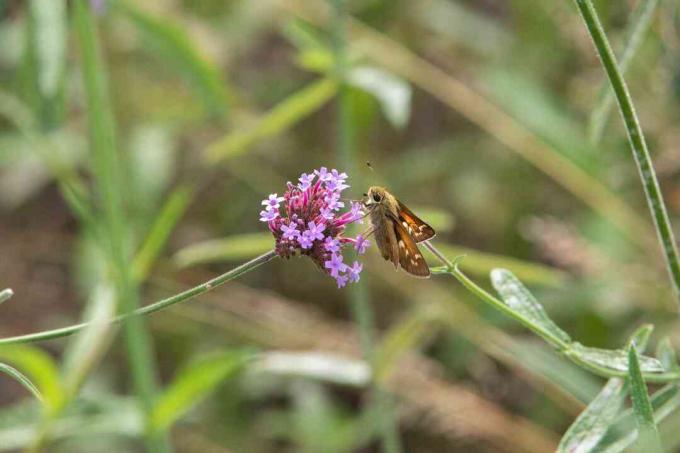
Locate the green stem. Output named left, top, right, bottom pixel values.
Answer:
left=574, top=0, right=680, bottom=307
left=0, top=251, right=277, bottom=345
left=330, top=1, right=401, bottom=451
left=423, top=241, right=680, bottom=383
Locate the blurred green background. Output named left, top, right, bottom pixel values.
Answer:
left=1, top=0, right=680, bottom=451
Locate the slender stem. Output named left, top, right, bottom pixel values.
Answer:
left=423, top=241, right=680, bottom=383
left=574, top=0, right=680, bottom=307
left=330, top=1, right=401, bottom=451
left=0, top=251, right=278, bottom=346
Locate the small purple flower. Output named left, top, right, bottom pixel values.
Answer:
left=347, top=261, right=362, bottom=283
left=261, top=167, right=367, bottom=288
left=315, top=167, right=332, bottom=182
left=349, top=202, right=364, bottom=221
left=298, top=173, right=315, bottom=191
left=259, top=209, right=279, bottom=222
left=299, top=231, right=314, bottom=249
left=335, top=274, right=348, bottom=288
left=354, top=235, right=370, bottom=254
left=324, top=237, right=340, bottom=253
left=324, top=253, right=347, bottom=278
left=325, top=192, right=345, bottom=211
left=281, top=223, right=300, bottom=240
left=305, top=221, right=325, bottom=241
left=320, top=207, right=335, bottom=220
left=262, top=193, right=285, bottom=210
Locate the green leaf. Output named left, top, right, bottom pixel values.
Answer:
left=0, top=289, right=13, bottom=306
left=347, top=66, right=412, bottom=128
left=150, top=350, right=256, bottom=432
left=490, top=268, right=571, bottom=342
left=628, top=324, right=654, bottom=353
left=598, top=384, right=680, bottom=452
left=133, top=186, right=194, bottom=282
left=205, top=78, right=337, bottom=163
left=29, top=0, right=67, bottom=99
left=628, top=345, right=663, bottom=452
left=0, top=363, right=43, bottom=403
left=0, top=346, right=63, bottom=412
left=253, top=352, right=370, bottom=387
left=557, top=378, right=626, bottom=453
left=656, top=337, right=678, bottom=371
left=173, top=232, right=273, bottom=268
left=569, top=343, right=664, bottom=373
left=120, top=2, right=229, bottom=118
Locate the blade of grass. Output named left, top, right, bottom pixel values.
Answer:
left=589, top=0, right=661, bottom=144
left=73, top=2, right=168, bottom=451
left=204, top=77, right=337, bottom=163
left=0, top=363, right=43, bottom=403
left=574, top=0, right=680, bottom=307
left=628, top=345, right=664, bottom=451
left=132, top=186, right=194, bottom=282
left=118, top=1, right=229, bottom=119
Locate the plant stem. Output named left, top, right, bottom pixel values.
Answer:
left=574, top=0, right=680, bottom=307
left=0, top=251, right=278, bottom=345
left=423, top=241, right=680, bottom=383
left=330, top=1, right=402, bottom=451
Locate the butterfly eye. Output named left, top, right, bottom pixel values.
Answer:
left=372, top=193, right=382, bottom=202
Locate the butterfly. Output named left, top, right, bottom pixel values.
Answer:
left=364, top=186, right=435, bottom=278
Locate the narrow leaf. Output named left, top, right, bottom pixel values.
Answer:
left=557, top=378, right=626, bottom=453
left=0, top=363, right=43, bottom=403
left=253, top=351, right=370, bottom=387
left=173, top=232, right=273, bottom=268
left=120, top=2, right=229, bottom=118
left=490, top=268, right=571, bottom=342
left=569, top=343, right=664, bottom=373
left=29, top=0, right=67, bottom=99
left=656, top=337, right=678, bottom=371
left=132, top=185, right=194, bottom=282
left=628, top=345, right=663, bottom=452
left=348, top=66, right=412, bottom=128
left=598, top=384, right=680, bottom=452
left=205, top=78, right=337, bottom=163
left=628, top=324, right=654, bottom=353
left=0, top=345, right=63, bottom=412
left=150, top=350, right=256, bottom=432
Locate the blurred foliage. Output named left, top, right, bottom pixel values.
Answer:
left=2, top=0, right=680, bottom=451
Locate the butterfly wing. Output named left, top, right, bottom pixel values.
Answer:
left=392, top=218, right=430, bottom=278
left=396, top=200, right=435, bottom=243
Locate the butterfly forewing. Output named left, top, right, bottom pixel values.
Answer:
left=397, top=200, right=435, bottom=243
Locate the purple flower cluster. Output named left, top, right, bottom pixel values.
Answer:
left=259, top=168, right=369, bottom=287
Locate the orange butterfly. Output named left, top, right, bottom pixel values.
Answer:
left=364, top=186, right=435, bottom=277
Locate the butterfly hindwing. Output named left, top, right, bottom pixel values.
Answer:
left=392, top=218, right=430, bottom=278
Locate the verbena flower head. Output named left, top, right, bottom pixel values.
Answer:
left=259, top=168, right=369, bottom=287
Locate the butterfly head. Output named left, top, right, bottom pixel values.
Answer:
left=365, top=186, right=388, bottom=206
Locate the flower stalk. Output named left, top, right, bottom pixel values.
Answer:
left=0, top=251, right=278, bottom=346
